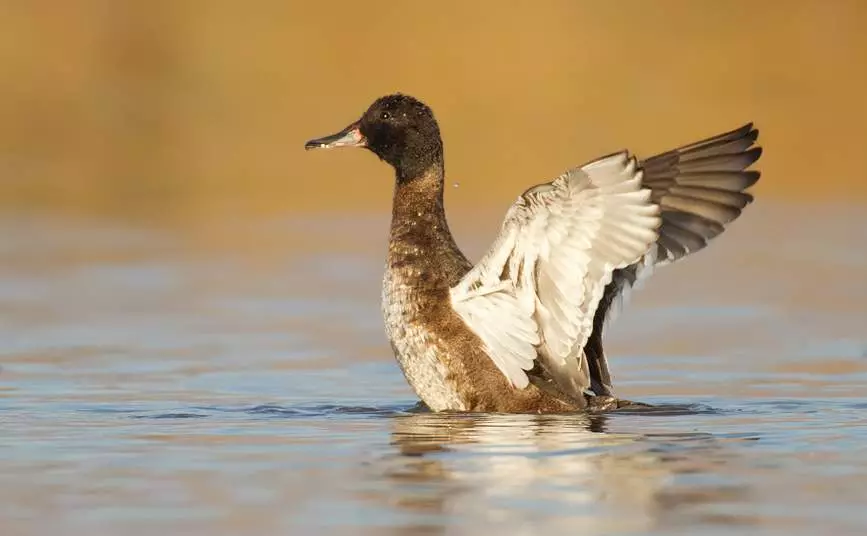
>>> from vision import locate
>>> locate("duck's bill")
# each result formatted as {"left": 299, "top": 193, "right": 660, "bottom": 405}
{"left": 304, "top": 122, "right": 366, "bottom": 150}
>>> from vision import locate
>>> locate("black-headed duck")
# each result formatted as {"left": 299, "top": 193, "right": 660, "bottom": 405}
{"left": 305, "top": 94, "right": 761, "bottom": 413}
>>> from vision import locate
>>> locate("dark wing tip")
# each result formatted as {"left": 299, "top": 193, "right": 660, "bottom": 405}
{"left": 746, "top": 146, "right": 763, "bottom": 167}
{"left": 639, "top": 121, "right": 764, "bottom": 266}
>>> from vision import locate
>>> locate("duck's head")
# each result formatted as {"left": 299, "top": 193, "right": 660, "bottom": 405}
{"left": 305, "top": 93, "right": 443, "bottom": 180}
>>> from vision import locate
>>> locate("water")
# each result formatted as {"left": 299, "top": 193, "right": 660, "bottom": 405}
{"left": 2, "top": 202, "right": 867, "bottom": 535}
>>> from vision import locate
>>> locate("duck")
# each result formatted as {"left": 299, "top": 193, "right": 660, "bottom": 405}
{"left": 305, "top": 93, "right": 762, "bottom": 413}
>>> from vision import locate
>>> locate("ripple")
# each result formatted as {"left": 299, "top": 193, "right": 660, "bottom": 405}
{"left": 132, "top": 412, "right": 210, "bottom": 420}
{"left": 183, "top": 402, "right": 419, "bottom": 419}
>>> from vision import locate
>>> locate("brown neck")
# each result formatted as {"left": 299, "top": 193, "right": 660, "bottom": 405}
{"left": 391, "top": 164, "right": 446, "bottom": 235}
{"left": 388, "top": 162, "right": 470, "bottom": 284}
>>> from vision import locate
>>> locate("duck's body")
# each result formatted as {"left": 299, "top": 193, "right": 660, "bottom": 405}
{"left": 382, "top": 166, "right": 577, "bottom": 412}
{"left": 306, "top": 94, "right": 762, "bottom": 413}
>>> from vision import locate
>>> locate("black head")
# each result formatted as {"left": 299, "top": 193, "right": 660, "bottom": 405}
{"left": 305, "top": 94, "right": 443, "bottom": 181}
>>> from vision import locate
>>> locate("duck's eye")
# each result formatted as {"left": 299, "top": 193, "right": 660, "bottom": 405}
{"left": 380, "top": 111, "right": 391, "bottom": 120}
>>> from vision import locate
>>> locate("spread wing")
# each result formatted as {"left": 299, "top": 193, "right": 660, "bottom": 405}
{"left": 643, "top": 122, "right": 762, "bottom": 266}
{"left": 586, "top": 123, "right": 762, "bottom": 396}
{"left": 449, "top": 152, "right": 661, "bottom": 394}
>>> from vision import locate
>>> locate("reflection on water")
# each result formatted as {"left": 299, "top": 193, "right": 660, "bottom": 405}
{"left": 2, "top": 203, "right": 867, "bottom": 535}
{"left": 384, "top": 412, "right": 657, "bottom": 534}
{"left": 381, "top": 411, "right": 754, "bottom": 534}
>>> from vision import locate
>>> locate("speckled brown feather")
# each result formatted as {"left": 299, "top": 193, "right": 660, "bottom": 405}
{"left": 383, "top": 164, "right": 579, "bottom": 413}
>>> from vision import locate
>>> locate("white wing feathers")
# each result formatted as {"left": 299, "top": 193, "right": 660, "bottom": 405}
{"left": 450, "top": 152, "right": 661, "bottom": 390}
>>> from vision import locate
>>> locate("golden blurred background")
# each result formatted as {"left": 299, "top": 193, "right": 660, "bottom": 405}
{"left": 2, "top": 1, "right": 866, "bottom": 227}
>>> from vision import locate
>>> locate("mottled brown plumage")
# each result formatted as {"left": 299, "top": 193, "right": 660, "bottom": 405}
{"left": 384, "top": 164, "right": 579, "bottom": 412}
{"left": 305, "top": 93, "right": 762, "bottom": 413}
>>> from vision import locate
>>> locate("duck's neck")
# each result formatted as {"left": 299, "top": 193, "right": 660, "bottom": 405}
{"left": 388, "top": 162, "right": 469, "bottom": 283}
{"left": 392, "top": 163, "right": 446, "bottom": 232}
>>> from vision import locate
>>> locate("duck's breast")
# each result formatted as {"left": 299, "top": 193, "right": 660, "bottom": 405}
{"left": 381, "top": 265, "right": 466, "bottom": 411}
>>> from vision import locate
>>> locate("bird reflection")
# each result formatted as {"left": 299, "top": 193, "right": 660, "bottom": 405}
{"left": 363, "top": 409, "right": 756, "bottom": 534}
